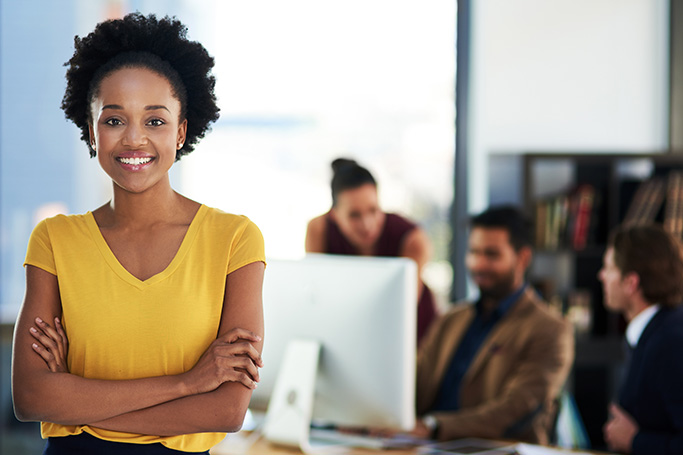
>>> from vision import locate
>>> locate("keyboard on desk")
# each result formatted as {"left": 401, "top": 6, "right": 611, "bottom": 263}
{"left": 309, "top": 428, "right": 424, "bottom": 450}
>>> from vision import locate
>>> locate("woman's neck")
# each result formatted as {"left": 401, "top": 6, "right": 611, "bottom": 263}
{"left": 97, "top": 181, "right": 190, "bottom": 228}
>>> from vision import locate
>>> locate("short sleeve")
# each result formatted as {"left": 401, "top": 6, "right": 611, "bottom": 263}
{"left": 24, "top": 218, "right": 57, "bottom": 275}
{"left": 227, "top": 218, "right": 266, "bottom": 275}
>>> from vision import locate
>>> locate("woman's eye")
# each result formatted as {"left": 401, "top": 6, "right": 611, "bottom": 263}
{"left": 105, "top": 118, "right": 123, "bottom": 126}
{"left": 148, "top": 118, "right": 165, "bottom": 127}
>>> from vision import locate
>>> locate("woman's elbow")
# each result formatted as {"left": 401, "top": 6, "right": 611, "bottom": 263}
{"left": 220, "top": 401, "right": 251, "bottom": 433}
{"left": 208, "top": 409, "right": 247, "bottom": 433}
{"left": 205, "top": 391, "right": 251, "bottom": 433}
{"left": 12, "top": 378, "right": 60, "bottom": 423}
{"left": 223, "top": 419, "right": 244, "bottom": 434}
{"left": 12, "top": 392, "right": 42, "bottom": 423}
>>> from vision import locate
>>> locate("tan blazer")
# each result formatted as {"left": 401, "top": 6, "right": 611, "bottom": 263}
{"left": 416, "top": 287, "right": 574, "bottom": 444}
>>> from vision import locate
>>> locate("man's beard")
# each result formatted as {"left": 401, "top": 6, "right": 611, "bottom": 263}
{"left": 476, "top": 268, "right": 518, "bottom": 301}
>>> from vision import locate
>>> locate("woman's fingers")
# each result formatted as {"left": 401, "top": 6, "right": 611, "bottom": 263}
{"left": 185, "top": 327, "right": 264, "bottom": 393}
{"left": 30, "top": 341, "right": 59, "bottom": 372}
{"left": 226, "top": 355, "right": 261, "bottom": 383}
{"left": 226, "top": 369, "right": 258, "bottom": 389}
{"left": 219, "top": 327, "right": 262, "bottom": 345}
{"left": 29, "top": 326, "right": 59, "bottom": 352}
{"left": 229, "top": 341, "right": 264, "bottom": 368}
{"left": 55, "top": 317, "right": 68, "bottom": 346}
{"left": 35, "top": 317, "right": 60, "bottom": 342}
{"left": 54, "top": 317, "right": 69, "bottom": 360}
{"left": 30, "top": 316, "right": 69, "bottom": 373}
{"left": 217, "top": 343, "right": 262, "bottom": 387}
{"left": 211, "top": 340, "right": 264, "bottom": 369}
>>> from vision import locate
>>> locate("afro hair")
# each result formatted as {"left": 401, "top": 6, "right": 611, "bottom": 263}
{"left": 61, "top": 12, "right": 220, "bottom": 160}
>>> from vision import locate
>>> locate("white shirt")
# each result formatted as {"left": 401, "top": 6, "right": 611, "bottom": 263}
{"left": 625, "top": 304, "right": 660, "bottom": 347}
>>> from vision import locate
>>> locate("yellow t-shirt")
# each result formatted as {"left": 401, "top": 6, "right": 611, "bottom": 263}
{"left": 24, "top": 204, "right": 265, "bottom": 452}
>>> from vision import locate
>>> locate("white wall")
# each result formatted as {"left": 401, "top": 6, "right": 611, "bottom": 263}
{"left": 469, "top": 0, "right": 670, "bottom": 211}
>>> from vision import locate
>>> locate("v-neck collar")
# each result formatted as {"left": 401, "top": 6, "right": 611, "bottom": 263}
{"left": 85, "top": 204, "right": 208, "bottom": 290}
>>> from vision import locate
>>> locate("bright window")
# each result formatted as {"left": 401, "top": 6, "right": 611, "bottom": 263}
{"left": 0, "top": 1, "right": 455, "bottom": 321}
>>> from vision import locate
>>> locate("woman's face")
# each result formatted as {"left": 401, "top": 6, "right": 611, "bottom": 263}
{"left": 331, "top": 183, "right": 386, "bottom": 251}
{"left": 88, "top": 66, "right": 187, "bottom": 195}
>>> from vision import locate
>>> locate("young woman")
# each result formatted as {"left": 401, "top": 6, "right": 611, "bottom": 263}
{"left": 305, "top": 158, "right": 437, "bottom": 345}
{"left": 11, "top": 13, "right": 265, "bottom": 454}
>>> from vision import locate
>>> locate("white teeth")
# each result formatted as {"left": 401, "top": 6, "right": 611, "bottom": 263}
{"left": 119, "top": 157, "right": 152, "bottom": 165}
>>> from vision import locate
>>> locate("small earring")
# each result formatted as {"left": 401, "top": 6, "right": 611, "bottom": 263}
{"left": 177, "top": 143, "right": 183, "bottom": 150}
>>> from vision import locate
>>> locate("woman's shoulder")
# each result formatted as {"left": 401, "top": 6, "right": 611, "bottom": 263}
{"left": 307, "top": 212, "right": 330, "bottom": 231}
{"left": 305, "top": 213, "right": 331, "bottom": 253}
{"left": 203, "top": 205, "right": 250, "bottom": 223}
{"left": 201, "top": 205, "right": 262, "bottom": 237}
{"left": 34, "top": 212, "right": 92, "bottom": 234}
{"left": 384, "top": 212, "right": 419, "bottom": 232}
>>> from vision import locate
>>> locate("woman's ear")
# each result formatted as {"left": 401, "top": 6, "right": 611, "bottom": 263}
{"left": 177, "top": 119, "right": 187, "bottom": 150}
{"left": 88, "top": 124, "right": 96, "bottom": 151}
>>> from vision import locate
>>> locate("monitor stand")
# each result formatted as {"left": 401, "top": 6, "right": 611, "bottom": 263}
{"left": 263, "top": 339, "right": 346, "bottom": 454}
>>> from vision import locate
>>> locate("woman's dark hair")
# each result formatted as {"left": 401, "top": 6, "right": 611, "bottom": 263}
{"left": 609, "top": 224, "right": 683, "bottom": 308}
{"left": 61, "top": 12, "right": 220, "bottom": 160}
{"left": 470, "top": 205, "right": 534, "bottom": 251}
{"left": 330, "top": 158, "right": 377, "bottom": 206}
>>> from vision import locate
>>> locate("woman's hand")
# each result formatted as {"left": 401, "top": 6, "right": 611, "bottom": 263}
{"left": 182, "top": 327, "right": 264, "bottom": 395}
{"left": 29, "top": 316, "right": 69, "bottom": 373}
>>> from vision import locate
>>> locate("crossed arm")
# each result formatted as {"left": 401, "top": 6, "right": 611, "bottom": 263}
{"left": 11, "top": 261, "right": 265, "bottom": 436}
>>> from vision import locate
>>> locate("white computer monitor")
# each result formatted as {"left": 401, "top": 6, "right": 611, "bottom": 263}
{"left": 250, "top": 254, "right": 417, "bottom": 442}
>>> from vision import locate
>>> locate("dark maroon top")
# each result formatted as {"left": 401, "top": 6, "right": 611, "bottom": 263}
{"left": 324, "top": 212, "right": 437, "bottom": 345}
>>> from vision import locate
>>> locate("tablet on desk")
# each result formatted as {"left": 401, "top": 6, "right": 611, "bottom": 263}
{"left": 419, "top": 438, "right": 517, "bottom": 455}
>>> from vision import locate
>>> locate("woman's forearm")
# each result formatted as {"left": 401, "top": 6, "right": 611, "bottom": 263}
{"left": 89, "top": 382, "right": 253, "bottom": 435}
{"left": 14, "top": 368, "right": 192, "bottom": 425}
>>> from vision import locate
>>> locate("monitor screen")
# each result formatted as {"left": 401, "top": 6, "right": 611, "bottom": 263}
{"left": 250, "top": 254, "right": 417, "bottom": 431}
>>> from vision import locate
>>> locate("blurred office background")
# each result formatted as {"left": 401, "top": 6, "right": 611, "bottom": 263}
{"left": 1, "top": 0, "right": 456, "bottom": 451}
{"left": 0, "top": 0, "right": 671, "bottom": 452}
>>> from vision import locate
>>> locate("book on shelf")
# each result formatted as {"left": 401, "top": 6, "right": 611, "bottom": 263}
{"left": 533, "top": 184, "right": 598, "bottom": 251}
{"left": 623, "top": 171, "right": 683, "bottom": 239}
{"left": 572, "top": 185, "right": 596, "bottom": 251}
{"left": 623, "top": 178, "right": 666, "bottom": 227}
{"left": 664, "top": 171, "right": 683, "bottom": 238}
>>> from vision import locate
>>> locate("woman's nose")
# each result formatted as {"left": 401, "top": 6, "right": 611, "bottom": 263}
{"left": 122, "top": 124, "right": 147, "bottom": 147}
{"left": 361, "top": 216, "right": 375, "bottom": 232}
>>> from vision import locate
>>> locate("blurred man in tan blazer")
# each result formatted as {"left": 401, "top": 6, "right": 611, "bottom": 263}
{"left": 414, "top": 206, "right": 574, "bottom": 444}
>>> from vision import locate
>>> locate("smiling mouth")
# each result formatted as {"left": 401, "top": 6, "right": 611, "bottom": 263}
{"left": 117, "top": 157, "right": 154, "bottom": 165}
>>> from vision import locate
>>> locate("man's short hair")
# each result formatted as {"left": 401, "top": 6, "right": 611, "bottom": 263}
{"left": 470, "top": 205, "right": 533, "bottom": 251}
{"left": 609, "top": 224, "right": 683, "bottom": 308}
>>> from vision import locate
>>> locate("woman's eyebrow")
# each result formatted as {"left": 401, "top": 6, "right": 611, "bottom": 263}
{"left": 145, "top": 105, "right": 170, "bottom": 113}
{"left": 100, "top": 104, "right": 170, "bottom": 113}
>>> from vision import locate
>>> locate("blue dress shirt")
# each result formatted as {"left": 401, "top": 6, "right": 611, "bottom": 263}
{"left": 430, "top": 285, "right": 527, "bottom": 411}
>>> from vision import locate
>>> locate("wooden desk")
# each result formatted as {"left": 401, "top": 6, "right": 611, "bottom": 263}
{"left": 210, "top": 432, "right": 608, "bottom": 455}
{"left": 210, "top": 432, "right": 419, "bottom": 455}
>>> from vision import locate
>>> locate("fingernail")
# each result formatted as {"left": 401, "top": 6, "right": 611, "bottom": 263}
{"left": 36, "top": 317, "right": 43, "bottom": 324}
{"left": 30, "top": 327, "right": 37, "bottom": 333}
{"left": 32, "top": 343, "right": 38, "bottom": 349}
